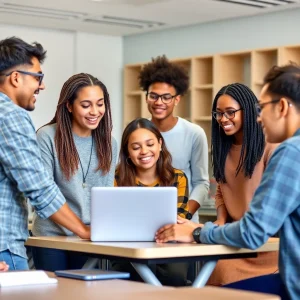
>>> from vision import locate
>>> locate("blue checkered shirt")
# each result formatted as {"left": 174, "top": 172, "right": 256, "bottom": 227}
{"left": 0, "top": 92, "right": 65, "bottom": 259}
{"left": 201, "top": 129, "right": 300, "bottom": 300}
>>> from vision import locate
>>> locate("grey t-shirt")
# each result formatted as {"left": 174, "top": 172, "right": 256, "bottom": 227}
{"left": 160, "top": 117, "right": 209, "bottom": 223}
{"left": 32, "top": 123, "right": 118, "bottom": 236}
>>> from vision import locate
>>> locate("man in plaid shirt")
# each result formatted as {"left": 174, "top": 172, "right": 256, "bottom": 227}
{"left": 0, "top": 37, "right": 90, "bottom": 271}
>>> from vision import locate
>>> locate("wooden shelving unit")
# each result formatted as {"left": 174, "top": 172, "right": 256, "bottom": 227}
{"left": 123, "top": 44, "right": 300, "bottom": 205}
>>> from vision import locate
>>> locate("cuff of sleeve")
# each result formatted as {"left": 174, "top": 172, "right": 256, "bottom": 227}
{"left": 200, "top": 222, "right": 218, "bottom": 244}
{"left": 34, "top": 188, "right": 66, "bottom": 219}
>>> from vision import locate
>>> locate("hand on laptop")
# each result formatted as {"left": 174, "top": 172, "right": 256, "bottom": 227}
{"left": 155, "top": 217, "right": 202, "bottom": 243}
{"left": 0, "top": 261, "right": 9, "bottom": 272}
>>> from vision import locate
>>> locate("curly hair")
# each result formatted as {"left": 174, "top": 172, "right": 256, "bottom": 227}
{"left": 115, "top": 118, "right": 175, "bottom": 187}
{"left": 138, "top": 55, "right": 189, "bottom": 95}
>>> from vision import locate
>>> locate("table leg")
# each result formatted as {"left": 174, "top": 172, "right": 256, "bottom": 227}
{"left": 82, "top": 258, "right": 99, "bottom": 269}
{"left": 192, "top": 260, "right": 218, "bottom": 288}
{"left": 131, "top": 263, "right": 162, "bottom": 286}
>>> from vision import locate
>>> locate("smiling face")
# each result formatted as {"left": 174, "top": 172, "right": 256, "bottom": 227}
{"left": 67, "top": 85, "right": 105, "bottom": 137}
{"left": 216, "top": 94, "right": 243, "bottom": 142}
{"left": 127, "top": 128, "right": 162, "bottom": 174}
{"left": 147, "top": 82, "right": 180, "bottom": 121}
{"left": 14, "top": 57, "right": 45, "bottom": 111}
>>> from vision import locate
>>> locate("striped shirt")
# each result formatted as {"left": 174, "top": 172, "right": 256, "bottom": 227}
{"left": 0, "top": 92, "right": 65, "bottom": 259}
{"left": 200, "top": 129, "right": 300, "bottom": 300}
{"left": 115, "top": 168, "right": 189, "bottom": 218}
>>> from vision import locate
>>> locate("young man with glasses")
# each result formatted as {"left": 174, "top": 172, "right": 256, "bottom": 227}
{"left": 139, "top": 55, "right": 210, "bottom": 223}
{"left": 0, "top": 37, "right": 90, "bottom": 271}
{"left": 156, "top": 64, "right": 300, "bottom": 299}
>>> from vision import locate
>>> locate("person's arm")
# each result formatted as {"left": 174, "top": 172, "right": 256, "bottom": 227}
{"left": 214, "top": 184, "right": 228, "bottom": 226}
{"left": 200, "top": 144, "right": 300, "bottom": 249}
{"left": 0, "top": 111, "right": 89, "bottom": 239}
{"left": 176, "top": 171, "right": 190, "bottom": 218}
{"left": 49, "top": 203, "right": 90, "bottom": 239}
{"left": 188, "top": 127, "right": 210, "bottom": 214}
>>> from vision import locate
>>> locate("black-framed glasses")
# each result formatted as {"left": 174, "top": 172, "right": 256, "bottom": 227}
{"left": 146, "top": 92, "right": 178, "bottom": 104}
{"left": 4, "top": 70, "right": 44, "bottom": 86}
{"left": 255, "top": 99, "right": 281, "bottom": 116}
{"left": 212, "top": 108, "right": 242, "bottom": 121}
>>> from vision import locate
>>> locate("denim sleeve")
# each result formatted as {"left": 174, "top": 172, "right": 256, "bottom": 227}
{"left": 0, "top": 110, "right": 65, "bottom": 219}
{"left": 200, "top": 144, "right": 300, "bottom": 249}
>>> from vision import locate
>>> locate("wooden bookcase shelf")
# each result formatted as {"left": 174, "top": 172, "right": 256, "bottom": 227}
{"left": 123, "top": 44, "right": 300, "bottom": 201}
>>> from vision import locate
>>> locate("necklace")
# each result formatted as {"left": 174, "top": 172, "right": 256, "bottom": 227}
{"left": 78, "top": 137, "right": 94, "bottom": 188}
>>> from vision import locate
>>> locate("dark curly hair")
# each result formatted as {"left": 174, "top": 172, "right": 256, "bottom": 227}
{"left": 138, "top": 55, "right": 189, "bottom": 95}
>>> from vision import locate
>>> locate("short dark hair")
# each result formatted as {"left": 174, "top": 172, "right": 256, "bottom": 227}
{"left": 139, "top": 55, "right": 189, "bottom": 95}
{"left": 0, "top": 36, "right": 46, "bottom": 74}
{"left": 263, "top": 64, "right": 300, "bottom": 109}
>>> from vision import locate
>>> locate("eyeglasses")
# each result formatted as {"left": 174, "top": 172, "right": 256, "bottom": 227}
{"left": 146, "top": 92, "right": 177, "bottom": 104}
{"left": 4, "top": 70, "right": 44, "bottom": 86}
{"left": 212, "top": 108, "right": 242, "bottom": 121}
{"left": 255, "top": 99, "right": 281, "bottom": 116}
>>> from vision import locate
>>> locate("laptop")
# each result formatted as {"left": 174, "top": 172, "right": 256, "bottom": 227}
{"left": 90, "top": 187, "right": 177, "bottom": 242}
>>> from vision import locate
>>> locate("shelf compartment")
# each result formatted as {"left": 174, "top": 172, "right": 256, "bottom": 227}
{"left": 123, "top": 94, "right": 143, "bottom": 126}
{"left": 191, "top": 88, "right": 213, "bottom": 120}
{"left": 174, "top": 91, "right": 191, "bottom": 119}
{"left": 192, "top": 56, "right": 213, "bottom": 86}
{"left": 124, "top": 65, "right": 142, "bottom": 92}
{"left": 216, "top": 52, "right": 251, "bottom": 89}
{"left": 252, "top": 49, "right": 278, "bottom": 85}
{"left": 280, "top": 46, "right": 300, "bottom": 65}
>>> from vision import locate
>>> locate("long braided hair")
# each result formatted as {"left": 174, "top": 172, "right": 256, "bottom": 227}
{"left": 115, "top": 118, "right": 175, "bottom": 187}
{"left": 45, "top": 73, "right": 112, "bottom": 180}
{"left": 212, "top": 83, "right": 265, "bottom": 183}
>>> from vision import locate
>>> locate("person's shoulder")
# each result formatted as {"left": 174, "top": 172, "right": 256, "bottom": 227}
{"left": 280, "top": 133, "right": 300, "bottom": 152}
{"left": 178, "top": 118, "right": 205, "bottom": 135}
{"left": 173, "top": 168, "right": 187, "bottom": 178}
{"left": 36, "top": 123, "right": 57, "bottom": 140}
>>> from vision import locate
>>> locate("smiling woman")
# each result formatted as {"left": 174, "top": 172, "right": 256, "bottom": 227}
{"left": 31, "top": 73, "right": 118, "bottom": 272}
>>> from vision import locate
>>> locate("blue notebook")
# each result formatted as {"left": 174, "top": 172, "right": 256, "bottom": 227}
{"left": 55, "top": 269, "right": 130, "bottom": 281}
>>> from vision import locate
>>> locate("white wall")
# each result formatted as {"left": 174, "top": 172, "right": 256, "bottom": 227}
{"left": 0, "top": 24, "right": 123, "bottom": 142}
{"left": 75, "top": 32, "right": 123, "bottom": 141}
{"left": 123, "top": 8, "right": 300, "bottom": 64}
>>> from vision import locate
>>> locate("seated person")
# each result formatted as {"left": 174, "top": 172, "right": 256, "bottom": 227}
{"left": 156, "top": 64, "right": 300, "bottom": 299}
{"left": 113, "top": 117, "right": 190, "bottom": 286}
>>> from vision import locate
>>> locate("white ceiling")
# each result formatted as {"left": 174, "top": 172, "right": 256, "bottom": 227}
{"left": 0, "top": 0, "right": 299, "bottom": 36}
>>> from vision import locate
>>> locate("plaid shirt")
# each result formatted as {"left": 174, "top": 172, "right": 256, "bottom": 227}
{"left": 0, "top": 93, "right": 65, "bottom": 259}
{"left": 115, "top": 168, "right": 189, "bottom": 218}
{"left": 200, "top": 129, "right": 300, "bottom": 300}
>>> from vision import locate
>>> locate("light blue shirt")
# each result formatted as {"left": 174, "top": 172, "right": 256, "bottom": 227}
{"left": 0, "top": 92, "right": 65, "bottom": 258}
{"left": 160, "top": 117, "right": 209, "bottom": 223}
{"left": 200, "top": 129, "right": 300, "bottom": 300}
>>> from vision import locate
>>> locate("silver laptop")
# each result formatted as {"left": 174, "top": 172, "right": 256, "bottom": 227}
{"left": 90, "top": 187, "right": 177, "bottom": 242}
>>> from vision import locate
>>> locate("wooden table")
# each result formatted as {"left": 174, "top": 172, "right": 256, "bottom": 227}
{"left": 26, "top": 237, "right": 279, "bottom": 288}
{"left": 0, "top": 274, "right": 280, "bottom": 300}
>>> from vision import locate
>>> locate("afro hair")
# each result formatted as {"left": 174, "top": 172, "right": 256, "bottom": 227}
{"left": 138, "top": 55, "right": 189, "bottom": 95}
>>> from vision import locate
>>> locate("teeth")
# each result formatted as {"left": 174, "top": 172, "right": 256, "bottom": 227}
{"left": 223, "top": 125, "right": 232, "bottom": 129}
{"left": 140, "top": 157, "right": 151, "bottom": 161}
{"left": 87, "top": 118, "right": 97, "bottom": 121}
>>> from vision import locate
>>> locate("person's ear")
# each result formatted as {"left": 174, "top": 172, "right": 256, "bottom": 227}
{"left": 158, "top": 138, "right": 163, "bottom": 151}
{"left": 279, "top": 98, "right": 290, "bottom": 117}
{"left": 66, "top": 102, "right": 72, "bottom": 113}
{"left": 9, "top": 71, "right": 21, "bottom": 88}
{"left": 174, "top": 95, "right": 181, "bottom": 106}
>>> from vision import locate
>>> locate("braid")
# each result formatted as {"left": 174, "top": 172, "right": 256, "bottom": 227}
{"left": 45, "top": 73, "right": 112, "bottom": 180}
{"left": 212, "top": 83, "right": 265, "bottom": 183}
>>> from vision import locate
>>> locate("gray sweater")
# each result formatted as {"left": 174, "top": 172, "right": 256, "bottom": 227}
{"left": 32, "top": 124, "right": 118, "bottom": 236}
